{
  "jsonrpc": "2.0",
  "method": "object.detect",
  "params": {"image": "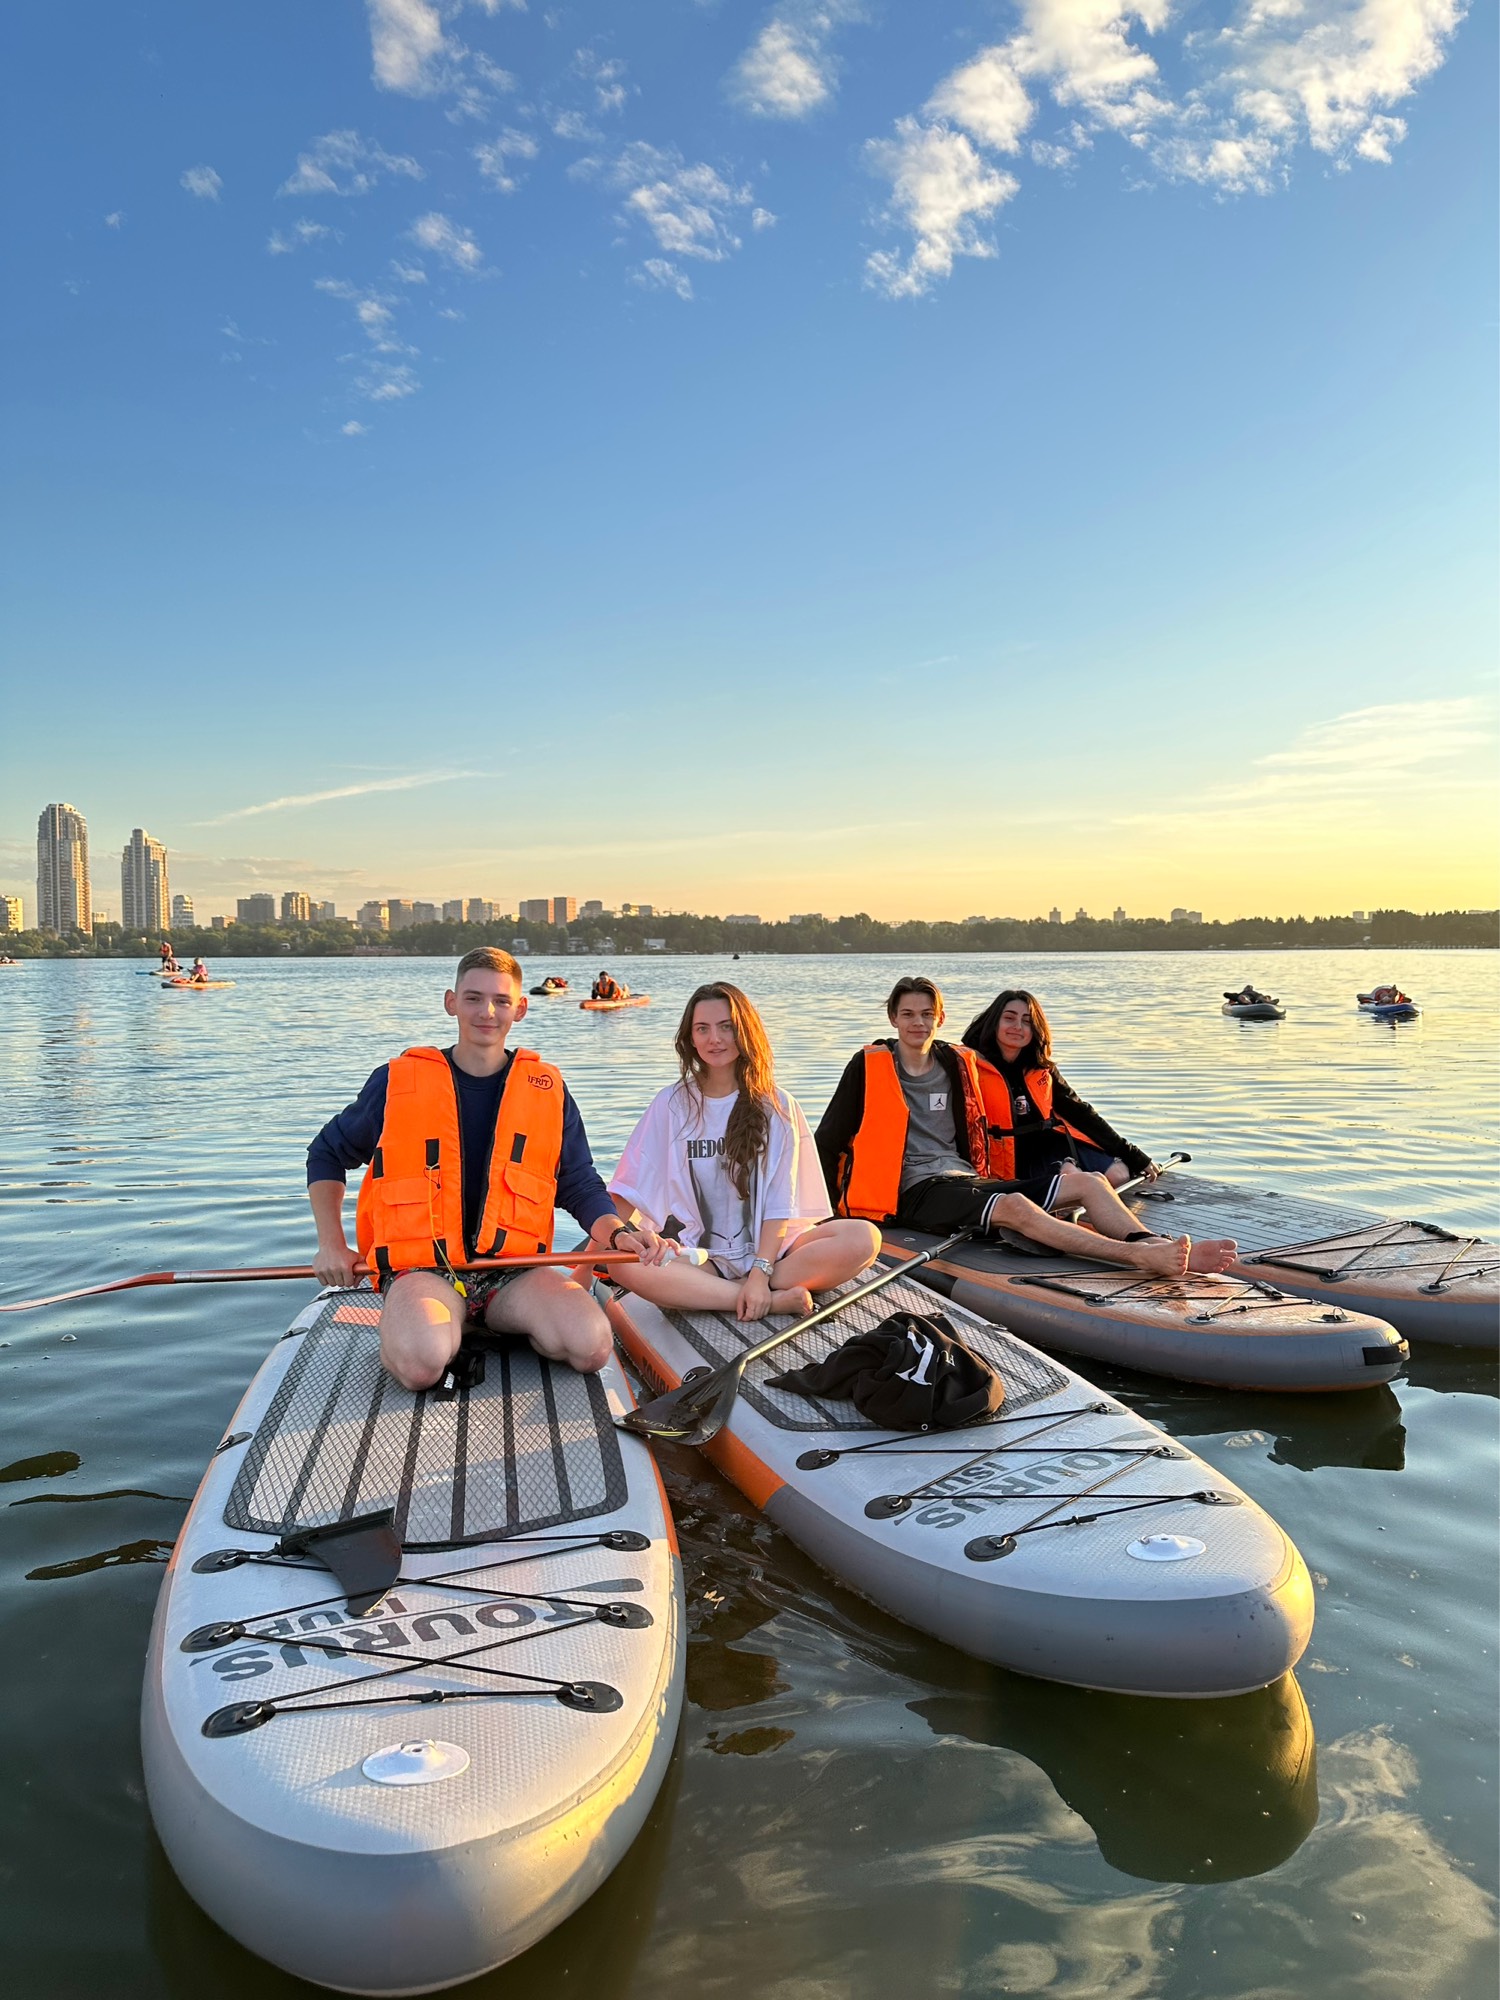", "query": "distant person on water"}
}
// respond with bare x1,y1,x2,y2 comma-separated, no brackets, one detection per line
592,970,625,1001
189,956,208,984
961,987,1153,1189
816,976,1235,1278
306,946,661,1389
159,940,179,973
608,983,880,1322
